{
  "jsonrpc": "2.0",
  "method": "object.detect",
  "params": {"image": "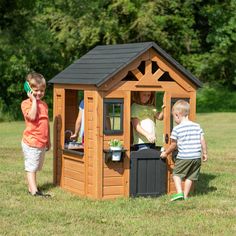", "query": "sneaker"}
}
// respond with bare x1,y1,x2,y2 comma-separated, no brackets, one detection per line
32,191,51,198
171,193,184,201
